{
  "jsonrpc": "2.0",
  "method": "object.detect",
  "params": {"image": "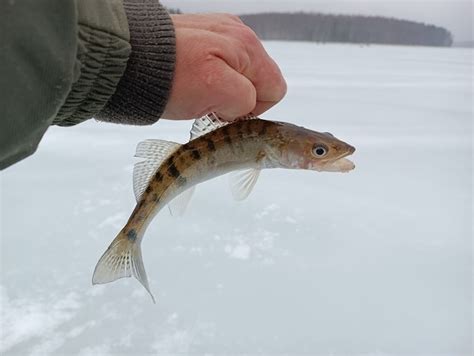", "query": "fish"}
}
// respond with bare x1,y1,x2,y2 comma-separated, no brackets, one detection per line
92,114,356,302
